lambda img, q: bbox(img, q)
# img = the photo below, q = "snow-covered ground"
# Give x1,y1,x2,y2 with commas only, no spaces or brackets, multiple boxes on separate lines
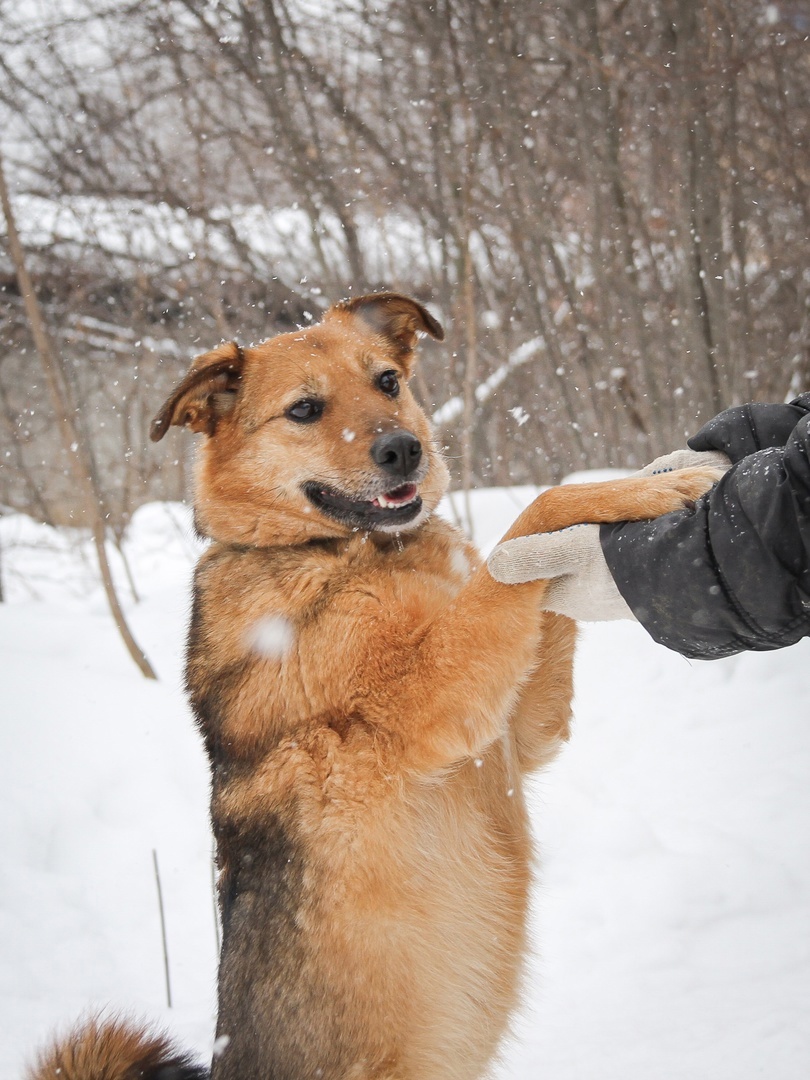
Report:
2,492,808,1079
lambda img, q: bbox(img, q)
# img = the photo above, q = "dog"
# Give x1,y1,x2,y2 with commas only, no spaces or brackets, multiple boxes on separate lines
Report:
29,293,721,1080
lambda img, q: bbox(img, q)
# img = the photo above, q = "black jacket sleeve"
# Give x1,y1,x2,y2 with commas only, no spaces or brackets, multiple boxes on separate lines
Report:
600,396,810,659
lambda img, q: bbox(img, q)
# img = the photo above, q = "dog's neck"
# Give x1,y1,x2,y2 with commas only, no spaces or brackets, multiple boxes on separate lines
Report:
195,513,440,559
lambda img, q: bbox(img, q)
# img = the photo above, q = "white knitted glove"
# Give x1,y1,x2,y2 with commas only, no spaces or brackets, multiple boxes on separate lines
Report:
634,448,731,478
488,522,633,620
486,449,731,622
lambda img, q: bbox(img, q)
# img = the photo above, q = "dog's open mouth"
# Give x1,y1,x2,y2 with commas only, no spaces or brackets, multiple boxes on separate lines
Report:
304,481,423,529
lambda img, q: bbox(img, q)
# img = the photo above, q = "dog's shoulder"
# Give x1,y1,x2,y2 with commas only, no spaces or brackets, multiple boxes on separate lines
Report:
193,539,340,619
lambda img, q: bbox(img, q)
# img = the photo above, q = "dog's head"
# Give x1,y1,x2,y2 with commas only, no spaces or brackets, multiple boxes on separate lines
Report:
151,293,450,546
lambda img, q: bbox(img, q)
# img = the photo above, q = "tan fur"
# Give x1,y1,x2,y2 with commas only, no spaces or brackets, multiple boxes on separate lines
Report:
32,293,721,1080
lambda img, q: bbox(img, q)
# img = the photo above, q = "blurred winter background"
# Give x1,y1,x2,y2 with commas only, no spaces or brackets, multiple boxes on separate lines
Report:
1,1,809,1077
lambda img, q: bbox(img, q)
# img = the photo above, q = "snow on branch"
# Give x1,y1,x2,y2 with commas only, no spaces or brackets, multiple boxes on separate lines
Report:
431,335,545,428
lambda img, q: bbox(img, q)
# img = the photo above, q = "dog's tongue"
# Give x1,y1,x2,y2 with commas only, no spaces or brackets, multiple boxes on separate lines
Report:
373,483,417,508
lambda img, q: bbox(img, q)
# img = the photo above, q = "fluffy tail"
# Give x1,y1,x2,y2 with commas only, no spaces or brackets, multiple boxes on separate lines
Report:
27,1016,209,1080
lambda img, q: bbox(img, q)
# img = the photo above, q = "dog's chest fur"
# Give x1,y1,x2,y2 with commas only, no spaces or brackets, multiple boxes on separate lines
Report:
187,518,532,1077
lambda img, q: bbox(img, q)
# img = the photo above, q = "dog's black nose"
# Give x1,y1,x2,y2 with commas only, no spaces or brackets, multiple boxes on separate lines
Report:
371,430,422,478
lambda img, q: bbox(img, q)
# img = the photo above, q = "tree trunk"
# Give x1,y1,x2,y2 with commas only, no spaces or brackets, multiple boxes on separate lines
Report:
0,147,157,679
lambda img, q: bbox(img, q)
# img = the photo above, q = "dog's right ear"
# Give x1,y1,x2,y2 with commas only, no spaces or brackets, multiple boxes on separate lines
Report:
150,342,245,442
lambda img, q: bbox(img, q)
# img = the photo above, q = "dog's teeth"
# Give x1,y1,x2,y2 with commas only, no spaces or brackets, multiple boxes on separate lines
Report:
376,491,415,509
371,484,418,510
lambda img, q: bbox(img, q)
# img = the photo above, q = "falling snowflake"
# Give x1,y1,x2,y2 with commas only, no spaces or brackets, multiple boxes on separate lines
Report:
244,615,295,659
213,1035,231,1058
509,406,530,427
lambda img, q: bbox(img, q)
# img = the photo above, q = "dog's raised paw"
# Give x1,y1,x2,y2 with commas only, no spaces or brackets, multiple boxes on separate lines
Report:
650,464,726,515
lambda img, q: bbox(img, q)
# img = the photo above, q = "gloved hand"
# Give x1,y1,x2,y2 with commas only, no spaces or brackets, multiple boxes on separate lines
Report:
633,448,732,476
688,400,809,461
486,448,731,621
487,521,634,620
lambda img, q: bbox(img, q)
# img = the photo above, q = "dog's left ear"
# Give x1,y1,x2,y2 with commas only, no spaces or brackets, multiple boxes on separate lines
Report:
330,292,444,361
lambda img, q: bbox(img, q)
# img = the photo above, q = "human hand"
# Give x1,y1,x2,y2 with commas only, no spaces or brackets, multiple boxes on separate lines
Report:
487,521,634,621
486,449,730,621
688,401,808,462
636,448,731,476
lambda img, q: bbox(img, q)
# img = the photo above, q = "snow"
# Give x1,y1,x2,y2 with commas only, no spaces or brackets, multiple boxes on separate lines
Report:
9,195,445,294
1,492,809,1078
245,615,295,660
431,335,545,428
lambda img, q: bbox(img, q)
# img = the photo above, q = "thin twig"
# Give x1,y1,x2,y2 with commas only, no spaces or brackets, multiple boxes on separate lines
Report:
211,853,221,956
152,849,172,1008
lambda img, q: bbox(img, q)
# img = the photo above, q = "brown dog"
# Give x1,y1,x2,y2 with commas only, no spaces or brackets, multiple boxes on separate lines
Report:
29,294,721,1080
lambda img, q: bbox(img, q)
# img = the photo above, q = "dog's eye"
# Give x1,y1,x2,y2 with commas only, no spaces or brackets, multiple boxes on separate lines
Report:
286,399,324,423
377,370,400,397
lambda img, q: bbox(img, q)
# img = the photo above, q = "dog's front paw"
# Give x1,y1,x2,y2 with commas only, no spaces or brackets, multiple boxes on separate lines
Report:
647,464,727,515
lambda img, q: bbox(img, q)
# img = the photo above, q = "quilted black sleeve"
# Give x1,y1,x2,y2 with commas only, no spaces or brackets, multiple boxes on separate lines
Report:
600,405,810,659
